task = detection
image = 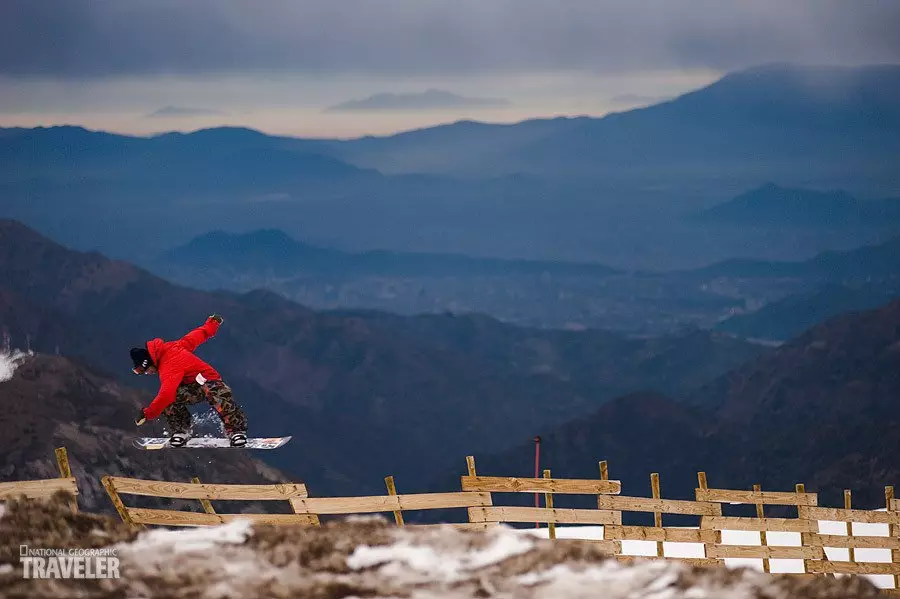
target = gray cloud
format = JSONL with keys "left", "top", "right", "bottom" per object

{"left": 146, "top": 106, "right": 225, "bottom": 118}
{"left": 609, "top": 94, "right": 672, "bottom": 105}
{"left": 1, "top": 0, "right": 899, "bottom": 78}
{"left": 326, "top": 89, "right": 510, "bottom": 112}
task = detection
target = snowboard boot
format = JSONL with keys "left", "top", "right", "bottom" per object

{"left": 169, "top": 430, "right": 192, "bottom": 447}
{"left": 229, "top": 431, "right": 247, "bottom": 447}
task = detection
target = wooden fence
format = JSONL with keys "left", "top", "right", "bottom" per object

{"left": 9, "top": 447, "right": 900, "bottom": 594}
{"left": 101, "top": 475, "right": 317, "bottom": 528}
{"left": 0, "top": 447, "right": 78, "bottom": 512}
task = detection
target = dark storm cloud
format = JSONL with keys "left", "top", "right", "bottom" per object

{"left": 2, "top": 0, "right": 899, "bottom": 78}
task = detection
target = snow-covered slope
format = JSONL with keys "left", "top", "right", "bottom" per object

{"left": 0, "top": 349, "right": 30, "bottom": 383}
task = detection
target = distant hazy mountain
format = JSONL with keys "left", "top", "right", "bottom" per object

{"left": 692, "top": 235, "right": 900, "bottom": 281}
{"left": 715, "top": 283, "right": 900, "bottom": 341}
{"left": 156, "top": 229, "right": 620, "bottom": 278}
{"left": 693, "top": 183, "right": 900, "bottom": 227}
{"left": 322, "top": 64, "right": 900, "bottom": 180}
{"left": 0, "top": 124, "right": 377, "bottom": 192}
{"left": 696, "top": 236, "right": 900, "bottom": 340}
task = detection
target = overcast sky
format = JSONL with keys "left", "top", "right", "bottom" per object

{"left": 2, "top": 0, "right": 899, "bottom": 137}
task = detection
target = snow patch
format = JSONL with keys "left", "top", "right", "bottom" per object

{"left": 347, "top": 525, "right": 535, "bottom": 582}
{"left": 116, "top": 518, "right": 252, "bottom": 555}
{"left": 0, "top": 348, "right": 31, "bottom": 383}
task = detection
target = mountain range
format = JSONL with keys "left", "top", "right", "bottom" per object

{"left": 2, "top": 63, "right": 898, "bottom": 271}
{"left": 153, "top": 228, "right": 619, "bottom": 279}
{"left": 149, "top": 224, "right": 900, "bottom": 339}
{"left": 0, "top": 219, "right": 762, "bottom": 497}
{"left": 317, "top": 64, "right": 900, "bottom": 181}
{"left": 439, "top": 296, "right": 900, "bottom": 516}
{"left": 693, "top": 183, "right": 900, "bottom": 228}
{"left": 3, "top": 218, "right": 900, "bottom": 517}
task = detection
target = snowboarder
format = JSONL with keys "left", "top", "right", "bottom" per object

{"left": 130, "top": 314, "right": 248, "bottom": 447}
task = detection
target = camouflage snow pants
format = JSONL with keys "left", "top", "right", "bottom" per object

{"left": 163, "top": 379, "right": 248, "bottom": 435}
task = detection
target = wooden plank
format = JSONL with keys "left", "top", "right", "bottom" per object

{"left": 410, "top": 522, "right": 500, "bottom": 532}
{"left": 695, "top": 488, "right": 817, "bottom": 506}
{"left": 707, "top": 545, "right": 823, "bottom": 560}
{"left": 292, "top": 491, "right": 492, "bottom": 515}
{"left": 469, "top": 506, "right": 622, "bottom": 525}
{"left": 106, "top": 477, "right": 309, "bottom": 500}
{"left": 604, "top": 525, "right": 718, "bottom": 544}
{"left": 128, "top": 508, "right": 318, "bottom": 527}
{"left": 556, "top": 539, "right": 621, "bottom": 554}
{"left": 596, "top": 495, "right": 722, "bottom": 516}
{"left": 806, "top": 561, "right": 900, "bottom": 576}
{"left": 461, "top": 475, "right": 621, "bottom": 495}
{"left": 617, "top": 555, "right": 721, "bottom": 567}
{"left": 806, "top": 534, "right": 900, "bottom": 550}
{"left": 0, "top": 477, "right": 78, "bottom": 499}
{"left": 701, "top": 516, "right": 816, "bottom": 533}
{"left": 803, "top": 506, "right": 900, "bottom": 525}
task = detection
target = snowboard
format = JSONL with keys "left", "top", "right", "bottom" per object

{"left": 133, "top": 436, "right": 292, "bottom": 450}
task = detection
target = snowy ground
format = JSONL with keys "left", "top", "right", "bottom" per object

{"left": 0, "top": 495, "right": 885, "bottom": 598}
{"left": 102, "top": 518, "right": 880, "bottom": 599}
{"left": 0, "top": 348, "right": 31, "bottom": 383}
{"left": 519, "top": 519, "right": 896, "bottom": 590}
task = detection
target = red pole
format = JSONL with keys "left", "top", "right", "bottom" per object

{"left": 533, "top": 436, "right": 541, "bottom": 528}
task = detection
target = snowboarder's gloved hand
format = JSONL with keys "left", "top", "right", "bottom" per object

{"left": 209, "top": 313, "right": 224, "bottom": 324}
{"left": 134, "top": 409, "right": 147, "bottom": 426}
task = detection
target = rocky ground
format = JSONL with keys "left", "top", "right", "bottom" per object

{"left": 0, "top": 493, "right": 885, "bottom": 599}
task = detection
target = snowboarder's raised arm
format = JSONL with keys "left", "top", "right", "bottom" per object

{"left": 178, "top": 314, "right": 223, "bottom": 352}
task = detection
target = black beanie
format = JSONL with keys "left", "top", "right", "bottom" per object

{"left": 130, "top": 347, "right": 152, "bottom": 369}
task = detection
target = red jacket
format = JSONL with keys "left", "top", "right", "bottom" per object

{"left": 142, "top": 318, "right": 222, "bottom": 420}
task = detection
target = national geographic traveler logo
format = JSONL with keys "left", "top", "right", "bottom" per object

{"left": 19, "top": 545, "right": 120, "bottom": 579}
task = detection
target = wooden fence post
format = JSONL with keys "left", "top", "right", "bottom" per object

{"left": 843, "top": 489, "right": 855, "bottom": 565}
{"left": 101, "top": 476, "right": 141, "bottom": 529}
{"left": 887, "top": 486, "right": 898, "bottom": 591}
{"left": 543, "top": 469, "right": 555, "bottom": 540}
{"left": 698, "top": 472, "right": 719, "bottom": 563}
{"left": 54, "top": 447, "right": 77, "bottom": 513}
{"left": 384, "top": 475, "right": 405, "bottom": 526}
{"left": 650, "top": 473, "right": 662, "bottom": 558}
{"left": 752, "top": 483, "right": 770, "bottom": 574}
{"left": 191, "top": 477, "right": 217, "bottom": 515}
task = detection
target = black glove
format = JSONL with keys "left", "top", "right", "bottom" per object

{"left": 209, "top": 313, "right": 224, "bottom": 324}
{"left": 135, "top": 409, "right": 147, "bottom": 426}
